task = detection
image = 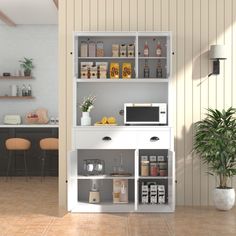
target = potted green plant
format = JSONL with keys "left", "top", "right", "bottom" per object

{"left": 80, "top": 95, "right": 96, "bottom": 126}
{"left": 19, "top": 57, "right": 34, "bottom": 76}
{"left": 193, "top": 107, "right": 236, "bottom": 210}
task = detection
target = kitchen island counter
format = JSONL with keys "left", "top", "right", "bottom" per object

{"left": 0, "top": 125, "right": 58, "bottom": 176}
{"left": 0, "top": 124, "right": 59, "bottom": 128}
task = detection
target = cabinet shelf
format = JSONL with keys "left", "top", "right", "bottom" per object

{"left": 138, "top": 176, "right": 171, "bottom": 180}
{"left": 138, "top": 57, "right": 167, "bottom": 59}
{"left": 0, "top": 96, "right": 34, "bottom": 99}
{"left": 76, "top": 78, "right": 169, "bottom": 83}
{"left": 77, "top": 175, "right": 135, "bottom": 180}
{"left": 77, "top": 57, "right": 135, "bottom": 60}
{"left": 0, "top": 76, "right": 33, "bottom": 80}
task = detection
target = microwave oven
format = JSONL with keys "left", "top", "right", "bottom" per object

{"left": 124, "top": 103, "right": 167, "bottom": 125}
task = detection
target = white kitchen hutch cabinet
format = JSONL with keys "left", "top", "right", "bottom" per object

{"left": 68, "top": 32, "right": 175, "bottom": 213}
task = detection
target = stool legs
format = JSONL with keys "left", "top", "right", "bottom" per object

{"left": 23, "top": 151, "right": 28, "bottom": 181}
{"left": 6, "top": 150, "right": 29, "bottom": 181}
{"left": 6, "top": 150, "right": 12, "bottom": 181}
{"left": 41, "top": 150, "right": 46, "bottom": 182}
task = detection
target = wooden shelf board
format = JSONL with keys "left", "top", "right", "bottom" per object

{"left": 0, "top": 96, "right": 34, "bottom": 99}
{"left": 0, "top": 76, "right": 33, "bottom": 80}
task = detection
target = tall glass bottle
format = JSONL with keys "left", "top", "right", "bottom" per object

{"left": 143, "top": 41, "right": 149, "bottom": 57}
{"left": 144, "top": 60, "right": 150, "bottom": 78}
{"left": 156, "top": 40, "right": 162, "bottom": 57}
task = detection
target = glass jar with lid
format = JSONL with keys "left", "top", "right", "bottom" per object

{"left": 150, "top": 162, "right": 159, "bottom": 176}
{"left": 141, "top": 160, "right": 149, "bottom": 176}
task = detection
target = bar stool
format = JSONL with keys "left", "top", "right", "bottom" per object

{"left": 5, "top": 138, "right": 31, "bottom": 180}
{"left": 39, "top": 138, "right": 58, "bottom": 181}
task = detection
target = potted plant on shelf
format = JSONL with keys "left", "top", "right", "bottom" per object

{"left": 80, "top": 95, "right": 96, "bottom": 126}
{"left": 193, "top": 107, "right": 236, "bottom": 210}
{"left": 19, "top": 57, "right": 34, "bottom": 76}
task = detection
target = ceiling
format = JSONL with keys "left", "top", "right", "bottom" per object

{"left": 0, "top": 0, "right": 58, "bottom": 25}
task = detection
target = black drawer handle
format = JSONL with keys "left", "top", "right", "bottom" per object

{"left": 102, "top": 136, "right": 112, "bottom": 141}
{"left": 150, "top": 136, "right": 159, "bottom": 142}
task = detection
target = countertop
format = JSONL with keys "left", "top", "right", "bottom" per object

{"left": 0, "top": 124, "right": 59, "bottom": 128}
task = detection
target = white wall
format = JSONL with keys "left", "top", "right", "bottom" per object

{"left": 0, "top": 25, "right": 58, "bottom": 123}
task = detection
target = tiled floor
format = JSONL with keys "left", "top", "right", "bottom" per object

{"left": 0, "top": 177, "right": 236, "bottom": 236}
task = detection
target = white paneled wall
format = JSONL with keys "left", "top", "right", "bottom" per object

{"left": 59, "top": 0, "right": 236, "bottom": 208}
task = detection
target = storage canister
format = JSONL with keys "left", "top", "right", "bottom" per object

{"left": 141, "top": 160, "right": 149, "bottom": 176}
{"left": 80, "top": 41, "right": 88, "bottom": 57}
{"left": 89, "top": 41, "right": 96, "bottom": 57}
{"left": 97, "top": 41, "right": 104, "bottom": 57}
{"left": 150, "top": 162, "right": 159, "bottom": 176}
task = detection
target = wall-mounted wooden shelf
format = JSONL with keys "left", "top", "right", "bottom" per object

{"left": 0, "top": 76, "right": 33, "bottom": 80}
{"left": 0, "top": 96, "right": 34, "bottom": 99}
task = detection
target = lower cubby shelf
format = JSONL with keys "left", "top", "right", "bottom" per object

{"left": 77, "top": 179, "right": 135, "bottom": 207}
{"left": 68, "top": 148, "right": 175, "bottom": 213}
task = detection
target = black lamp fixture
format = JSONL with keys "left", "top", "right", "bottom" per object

{"left": 208, "top": 45, "right": 227, "bottom": 77}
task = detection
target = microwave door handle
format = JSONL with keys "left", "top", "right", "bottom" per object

{"left": 150, "top": 136, "right": 159, "bottom": 142}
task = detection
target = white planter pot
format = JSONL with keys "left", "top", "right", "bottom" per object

{"left": 213, "top": 188, "right": 235, "bottom": 211}
{"left": 81, "top": 112, "right": 91, "bottom": 126}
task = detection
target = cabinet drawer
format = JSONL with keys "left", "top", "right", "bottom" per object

{"left": 137, "top": 131, "right": 170, "bottom": 149}
{"left": 75, "top": 131, "right": 136, "bottom": 149}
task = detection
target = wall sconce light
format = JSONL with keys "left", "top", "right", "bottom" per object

{"left": 208, "top": 45, "right": 227, "bottom": 77}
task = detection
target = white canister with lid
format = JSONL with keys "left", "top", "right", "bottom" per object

{"left": 11, "top": 84, "right": 17, "bottom": 96}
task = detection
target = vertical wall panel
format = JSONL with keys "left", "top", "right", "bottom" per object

{"left": 224, "top": 0, "right": 232, "bottom": 108}
{"left": 122, "top": 0, "right": 130, "bottom": 31}
{"left": 176, "top": 0, "right": 185, "bottom": 206}
{"left": 184, "top": 0, "right": 193, "bottom": 206}
{"left": 216, "top": 0, "right": 225, "bottom": 110}
{"left": 82, "top": 0, "right": 90, "bottom": 31}
{"left": 233, "top": 1, "right": 236, "bottom": 109}
{"left": 106, "top": 0, "right": 114, "bottom": 31}
{"left": 66, "top": 0, "right": 74, "bottom": 150}
{"left": 75, "top": 0, "right": 82, "bottom": 31}
{"left": 129, "top": 0, "right": 138, "bottom": 31}
{"left": 169, "top": 0, "right": 177, "bottom": 205}
{"left": 232, "top": 0, "right": 236, "bottom": 192}
{"left": 98, "top": 0, "right": 106, "bottom": 30}
{"left": 137, "top": 0, "right": 146, "bottom": 31}
{"left": 59, "top": 0, "right": 67, "bottom": 209}
{"left": 192, "top": 0, "right": 201, "bottom": 206}
{"left": 90, "top": 0, "right": 98, "bottom": 31}
{"left": 145, "top": 0, "right": 154, "bottom": 31}
{"left": 208, "top": 0, "right": 217, "bottom": 206}
{"left": 200, "top": 0, "right": 209, "bottom": 206}
{"left": 114, "top": 0, "right": 122, "bottom": 31}
{"left": 153, "top": 0, "right": 161, "bottom": 31}
{"left": 161, "top": 0, "right": 169, "bottom": 31}
{"left": 59, "top": 0, "right": 236, "bottom": 208}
